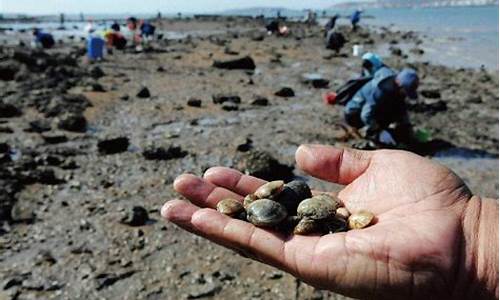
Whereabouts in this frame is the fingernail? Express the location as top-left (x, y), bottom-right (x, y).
top-left (160, 201), bottom-right (174, 219)
top-left (203, 167), bottom-right (217, 178)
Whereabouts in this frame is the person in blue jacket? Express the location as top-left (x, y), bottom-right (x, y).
top-left (344, 67), bottom-right (419, 143)
top-left (140, 21), bottom-right (156, 38)
top-left (32, 29), bottom-right (55, 49)
top-left (351, 10), bottom-right (362, 31)
top-left (361, 52), bottom-right (384, 76)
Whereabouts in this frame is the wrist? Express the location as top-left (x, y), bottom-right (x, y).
top-left (455, 196), bottom-right (498, 299)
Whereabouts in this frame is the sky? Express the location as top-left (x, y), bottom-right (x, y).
top-left (1, 0), bottom-right (359, 15)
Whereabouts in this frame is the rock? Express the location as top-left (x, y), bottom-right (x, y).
top-left (212, 94), bottom-right (241, 104)
top-left (120, 206), bottom-right (149, 226)
top-left (420, 89), bottom-right (441, 99)
top-left (26, 119), bottom-right (51, 133)
top-left (187, 282), bottom-right (222, 299)
top-left (236, 150), bottom-right (294, 182)
top-left (20, 168), bottom-right (63, 185)
top-left (301, 73), bottom-right (329, 89)
top-left (221, 102), bottom-right (238, 111)
top-left (41, 133), bottom-right (68, 144)
top-left (251, 32), bottom-right (265, 41)
top-left (157, 66), bottom-right (165, 72)
top-left (142, 145), bottom-right (187, 160)
top-left (410, 47), bottom-right (425, 55)
top-left (120, 94), bottom-right (130, 101)
top-left (0, 102), bottom-right (22, 118)
top-left (274, 87), bottom-right (295, 97)
top-left (43, 94), bottom-right (91, 117)
top-left (233, 137), bottom-right (252, 152)
top-left (10, 198), bottom-right (35, 223)
top-left (187, 98), bottom-right (202, 107)
top-left (0, 126), bottom-right (13, 133)
top-left (251, 97), bottom-right (269, 106)
top-left (57, 113), bottom-right (87, 132)
top-left (0, 60), bottom-right (20, 81)
top-left (212, 56), bottom-right (256, 70)
top-left (136, 87), bottom-right (151, 98)
top-left (90, 82), bottom-right (106, 92)
top-left (89, 66), bottom-right (105, 79)
top-left (468, 96), bottom-right (483, 103)
top-left (95, 271), bottom-right (135, 291)
top-left (390, 47), bottom-right (403, 56)
top-left (97, 137), bottom-right (129, 155)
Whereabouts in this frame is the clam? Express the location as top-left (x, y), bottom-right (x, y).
top-left (254, 180), bottom-right (284, 199)
top-left (297, 194), bottom-right (340, 220)
top-left (243, 193), bottom-right (258, 209)
top-left (293, 218), bottom-right (319, 235)
top-left (325, 216), bottom-right (348, 233)
top-left (246, 199), bottom-right (287, 227)
top-left (216, 198), bottom-right (244, 217)
top-left (275, 180), bottom-right (312, 213)
top-left (335, 207), bottom-right (351, 220)
top-left (348, 210), bottom-right (375, 230)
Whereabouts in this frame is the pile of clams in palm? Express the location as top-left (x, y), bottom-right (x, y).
top-left (216, 180), bottom-right (375, 235)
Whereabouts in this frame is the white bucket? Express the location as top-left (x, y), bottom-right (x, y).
top-left (353, 44), bottom-right (363, 56)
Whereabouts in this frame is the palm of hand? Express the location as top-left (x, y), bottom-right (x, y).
top-left (162, 145), bottom-right (472, 299)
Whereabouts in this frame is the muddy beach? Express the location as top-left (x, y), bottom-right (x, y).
top-left (0, 16), bottom-right (498, 299)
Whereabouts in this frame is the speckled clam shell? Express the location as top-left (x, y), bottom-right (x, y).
top-left (216, 198), bottom-right (244, 217)
top-left (254, 180), bottom-right (284, 199)
top-left (297, 194), bottom-right (340, 220)
top-left (293, 218), bottom-right (319, 235)
top-left (348, 210), bottom-right (375, 230)
top-left (246, 199), bottom-right (287, 227)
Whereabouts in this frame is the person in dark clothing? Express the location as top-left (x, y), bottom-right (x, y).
top-left (33, 29), bottom-right (55, 49)
top-left (140, 21), bottom-right (156, 38)
top-left (324, 14), bottom-right (340, 36)
top-left (111, 21), bottom-right (120, 32)
top-left (266, 19), bottom-right (280, 34)
top-left (351, 10), bottom-right (362, 31)
top-left (325, 30), bottom-right (346, 53)
top-left (344, 67), bottom-right (419, 144)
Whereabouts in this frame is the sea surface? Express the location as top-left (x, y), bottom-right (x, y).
top-left (0, 5), bottom-right (498, 69)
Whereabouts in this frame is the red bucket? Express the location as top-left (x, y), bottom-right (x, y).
top-left (323, 91), bottom-right (337, 105)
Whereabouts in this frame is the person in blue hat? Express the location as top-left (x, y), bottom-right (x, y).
top-left (344, 67), bottom-right (419, 144)
top-left (361, 52), bottom-right (384, 76)
top-left (351, 10), bottom-right (362, 31)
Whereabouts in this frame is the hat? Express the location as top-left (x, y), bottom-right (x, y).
top-left (396, 68), bottom-right (419, 99)
top-left (362, 52), bottom-right (383, 70)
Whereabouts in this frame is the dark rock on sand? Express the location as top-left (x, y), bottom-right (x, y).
top-left (420, 89), bottom-right (441, 99)
top-left (142, 145), bottom-right (187, 160)
top-left (233, 137), bottom-right (253, 152)
top-left (136, 87), bottom-right (151, 98)
top-left (251, 96), bottom-right (269, 106)
top-left (11, 198), bottom-right (35, 223)
top-left (0, 102), bottom-right (22, 118)
top-left (42, 133), bottom-right (68, 144)
top-left (98, 137), bottom-right (130, 155)
top-left (0, 60), bottom-right (20, 81)
top-left (212, 94), bottom-right (241, 104)
top-left (301, 73), bottom-right (330, 89)
top-left (187, 98), bottom-right (202, 107)
top-left (221, 102), bottom-right (239, 111)
top-left (120, 94), bottom-right (130, 101)
top-left (95, 271), bottom-right (135, 291)
top-left (212, 56), bottom-right (256, 70)
top-left (274, 87), bottom-right (295, 97)
top-left (89, 66), bottom-right (105, 79)
top-left (120, 206), bottom-right (149, 226)
top-left (410, 48), bottom-right (425, 55)
top-left (390, 47), bottom-right (403, 56)
top-left (26, 119), bottom-right (51, 133)
top-left (57, 113), bottom-right (87, 133)
top-left (43, 94), bottom-right (91, 117)
top-left (236, 150), bottom-right (294, 182)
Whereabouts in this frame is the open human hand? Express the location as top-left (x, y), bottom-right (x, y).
top-left (161, 144), bottom-right (497, 299)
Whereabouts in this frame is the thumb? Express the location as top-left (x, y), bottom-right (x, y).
top-left (295, 144), bottom-right (373, 185)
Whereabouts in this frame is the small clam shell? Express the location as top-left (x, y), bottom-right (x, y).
top-left (297, 194), bottom-right (340, 220)
top-left (246, 199), bottom-right (287, 227)
top-left (335, 207), bottom-right (351, 220)
top-left (274, 180), bottom-right (312, 213)
top-left (243, 194), bottom-right (258, 209)
top-left (293, 218), bottom-right (319, 235)
top-left (254, 180), bottom-right (284, 199)
top-left (348, 210), bottom-right (375, 230)
top-left (216, 198), bottom-right (244, 217)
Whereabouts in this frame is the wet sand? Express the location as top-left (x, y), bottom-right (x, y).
top-left (0, 17), bottom-right (498, 299)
